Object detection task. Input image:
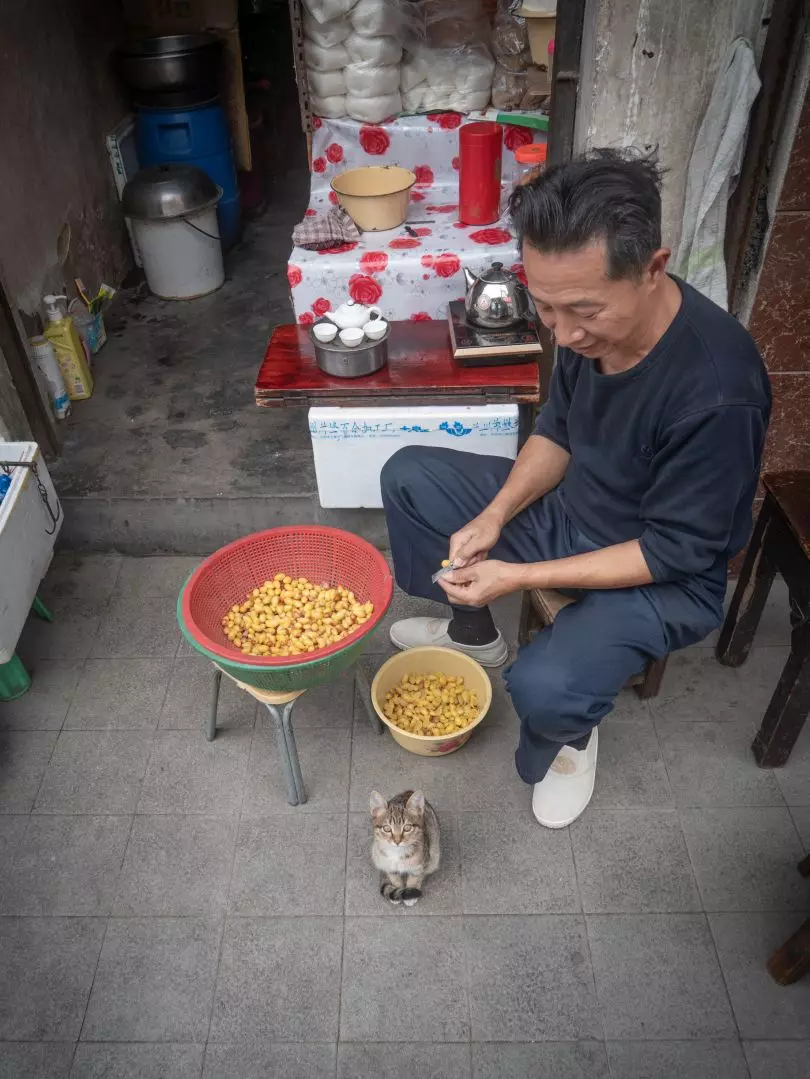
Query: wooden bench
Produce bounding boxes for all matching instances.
[519,587,670,699]
[717,470,810,766]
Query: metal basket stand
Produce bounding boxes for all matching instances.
[207,662,382,806]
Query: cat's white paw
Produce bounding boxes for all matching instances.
[388,897,401,905]
[403,897,419,907]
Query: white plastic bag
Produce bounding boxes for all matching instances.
[303,12,351,46]
[350,0,410,37]
[308,68,347,97]
[452,88,490,111]
[302,0,356,25]
[304,39,350,72]
[310,92,348,118]
[345,91,402,123]
[344,62,400,97]
[344,31,402,66]
[401,85,425,112]
[401,53,429,92]
[400,43,494,111]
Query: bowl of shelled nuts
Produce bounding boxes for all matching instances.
[178,526,393,693]
[371,646,492,756]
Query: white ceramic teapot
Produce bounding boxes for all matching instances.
[328,300,383,330]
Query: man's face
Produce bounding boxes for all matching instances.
[522,239,669,361]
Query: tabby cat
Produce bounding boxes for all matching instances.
[369,789,440,905]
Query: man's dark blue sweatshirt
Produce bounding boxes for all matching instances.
[534,276,771,589]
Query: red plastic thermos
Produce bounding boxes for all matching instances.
[458,121,503,226]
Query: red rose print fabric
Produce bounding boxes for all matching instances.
[433,253,461,278]
[359,251,388,275]
[291,115,536,322]
[503,126,534,152]
[359,125,390,156]
[427,112,463,130]
[469,228,513,245]
[348,274,383,305]
[510,263,528,286]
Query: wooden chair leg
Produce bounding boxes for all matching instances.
[717,500,776,668]
[752,629,810,767]
[767,916,810,985]
[635,655,669,700]
[518,591,538,647]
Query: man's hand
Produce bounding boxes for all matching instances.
[448,511,503,568]
[437,560,522,606]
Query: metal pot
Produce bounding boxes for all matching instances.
[462,261,534,329]
[116,33,223,107]
[311,324,389,378]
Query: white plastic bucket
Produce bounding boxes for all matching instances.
[132,207,225,300]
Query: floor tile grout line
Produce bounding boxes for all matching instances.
[703,909,751,1055]
[453,812,474,1046]
[334,675,363,1073]
[73,914,111,1049]
[570,832,607,1044]
[1,907,808,921]
[202,693,257,1050]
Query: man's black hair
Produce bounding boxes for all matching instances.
[508,148,664,279]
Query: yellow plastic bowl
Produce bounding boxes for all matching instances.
[371,646,492,756]
[331,166,416,231]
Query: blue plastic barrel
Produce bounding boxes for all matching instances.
[136,101,241,249]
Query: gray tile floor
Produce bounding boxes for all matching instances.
[1,554,808,1079]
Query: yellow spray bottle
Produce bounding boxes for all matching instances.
[42,294,93,400]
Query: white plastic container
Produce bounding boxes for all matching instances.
[132,209,224,300]
[309,404,519,508]
[29,336,70,419]
[0,443,62,663]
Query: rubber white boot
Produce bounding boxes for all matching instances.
[389,617,508,668]
[532,728,598,829]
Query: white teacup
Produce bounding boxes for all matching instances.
[339,326,364,348]
[313,322,338,343]
[362,319,388,341]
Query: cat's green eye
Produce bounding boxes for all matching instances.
[382,824,392,832]
[403,823,413,832]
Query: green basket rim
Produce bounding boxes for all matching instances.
[176,586,377,675]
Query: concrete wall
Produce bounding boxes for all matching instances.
[0,0,132,325]
[575,0,769,250]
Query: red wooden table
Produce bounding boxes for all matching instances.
[255,321,543,410]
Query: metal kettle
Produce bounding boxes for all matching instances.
[462,261,533,329]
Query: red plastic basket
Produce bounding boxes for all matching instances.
[180,527,393,672]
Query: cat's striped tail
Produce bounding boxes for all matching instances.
[381,882,422,902]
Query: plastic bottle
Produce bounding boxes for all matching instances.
[513,142,548,187]
[29,336,71,419]
[42,295,93,400]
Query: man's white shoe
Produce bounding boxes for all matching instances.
[532,728,598,829]
[389,617,508,667]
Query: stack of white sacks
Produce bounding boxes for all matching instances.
[401,46,493,114]
[303,0,495,122]
[304,0,404,123]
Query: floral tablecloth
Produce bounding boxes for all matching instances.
[287,113,541,323]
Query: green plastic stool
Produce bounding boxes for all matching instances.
[0,596,53,702]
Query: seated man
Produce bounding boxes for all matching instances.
[381,149,771,829]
